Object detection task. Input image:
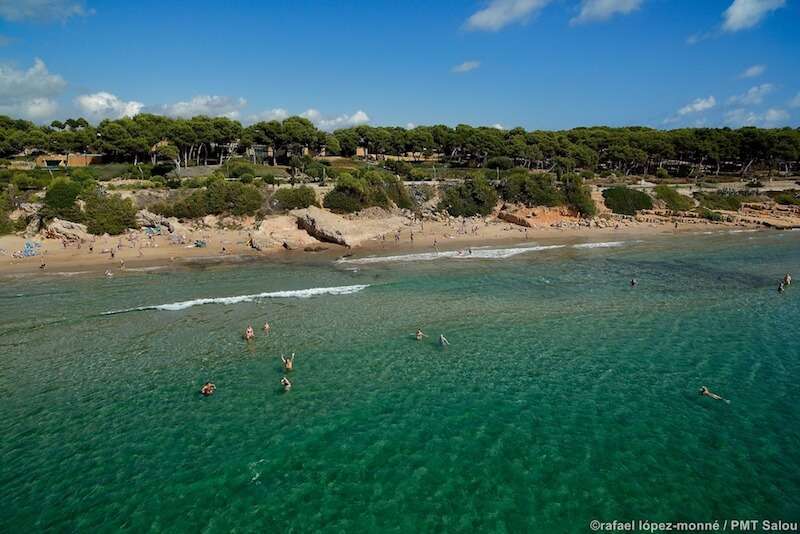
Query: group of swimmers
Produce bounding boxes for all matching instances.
[778,273,792,293]
[415,329,449,346]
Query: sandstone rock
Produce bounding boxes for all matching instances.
[43,218,90,242]
[498,210,531,227]
[136,209,174,232]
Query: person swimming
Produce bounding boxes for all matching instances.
[244,325,255,340]
[200,382,216,396]
[281,353,295,372]
[263,321,271,334]
[439,334,450,346]
[699,385,728,403]
[630,278,638,287]
[784,273,792,286]
[778,282,785,293]
[281,376,292,392]
[104,269,113,278]
[415,329,427,340]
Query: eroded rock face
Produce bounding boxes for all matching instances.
[43,218,90,242]
[498,210,532,227]
[291,206,407,248]
[136,210,174,232]
[251,216,321,251]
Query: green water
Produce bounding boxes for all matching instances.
[2,232,799,532]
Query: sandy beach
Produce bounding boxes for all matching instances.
[0,213,757,276]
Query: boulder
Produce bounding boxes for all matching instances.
[291,206,407,248]
[43,218,90,242]
[498,210,532,227]
[136,209,174,232]
[24,215,42,237]
[251,216,321,251]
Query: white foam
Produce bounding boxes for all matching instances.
[571,241,625,249]
[104,284,369,314]
[337,245,566,264]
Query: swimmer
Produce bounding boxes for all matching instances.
[281,376,292,392]
[784,273,792,286]
[439,334,450,346]
[119,259,125,270]
[104,269,113,278]
[281,353,295,372]
[630,278,638,287]
[263,321,271,334]
[699,385,729,403]
[415,329,427,341]
[244,325,255,341]
[200,382,216,396]
[778,282,785,293]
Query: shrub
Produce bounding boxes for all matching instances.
[223,159,256,179]
[384,159,413,177]
[42,178,84,221]
[274,186,318,210]
[438,176,498,217]
[562,174,597,217]
[0,192,12,235]
[206,180,263,216]
[655,167,670,180]
[697,208,723,222]
[772,191,800,206]
[83,192,138,235]
[694,192,742,211]
[240,173,254,184]
[500,170,563,207]
[602,186,652,215]
[580,169,595,181]
[323,169,412,213]
[486,156,514,171]
[261,174,277,185]
[654,185,693,211]
[323,190,364,213]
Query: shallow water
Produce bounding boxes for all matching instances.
[2,232,799,532]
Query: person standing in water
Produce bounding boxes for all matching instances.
[281,377,292,392]
[699,386,729,403]
[244,325,255,341]
[200,382,216,396]
[415,329,427,341]
[263,321,271,335]
[630,278,638,287]
[281,353,295,372]
[778,281,785,293]
[439,334,450,346]
[784,273,792,286]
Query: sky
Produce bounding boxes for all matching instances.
[0,0,798,130]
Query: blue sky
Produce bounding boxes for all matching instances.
[0,0,798,130]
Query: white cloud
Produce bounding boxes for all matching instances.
[465,0,552,31]
[725,107,789,127]
[405,123,416,129]
[570,0,642,25]
[452,60,480,73]
[722,0,785,32]
[248,108,289,123]
[678,96,716,115]
[159,95,247,119]
[728,83,774,106]
[0,0,94,22]
[0,58,66,120]
[75,91,143,119]
[790,92,800,108]
[740,64,766,78]
[491,123,505,130]
[301,109,370,131]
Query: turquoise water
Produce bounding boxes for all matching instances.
[2,231,799,532]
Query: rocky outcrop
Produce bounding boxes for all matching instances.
[251,216,321,251]
[498,210,532,227]
[43,218,90,242]
[291,206,407,248]
[136,209,174,232]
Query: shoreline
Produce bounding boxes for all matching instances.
[0,218,770,278]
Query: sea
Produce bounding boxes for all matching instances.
[1,230,799,532]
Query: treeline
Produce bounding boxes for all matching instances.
[2,114,799,177]
[334,125,800,176]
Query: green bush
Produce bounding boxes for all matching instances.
[438,176,498,217]
[655,167,670,180]
[486,156,513,170]
[239,173,254,184]
[384,159,413,177]
[500,170,563,207]
[261,174,277,185]
[694,192,742,211]
[83,192,138,235]
[155,180,263,219]
[322,169,412,213]
[42,178,84,221]
[274,186,318,210]
[580,169,595,181]
[0,192,12,235]
[697,207,723,222]
[772,191,800,206]
[562,174,597,217]
[602,186,652,215]
[654,185,693,211]
[223,159,256,179]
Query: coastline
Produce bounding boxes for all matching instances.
[0,216,766,277]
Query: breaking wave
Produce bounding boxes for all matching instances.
[571,241,626,249]
[337,245,567,265]
[104,284,370,314]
